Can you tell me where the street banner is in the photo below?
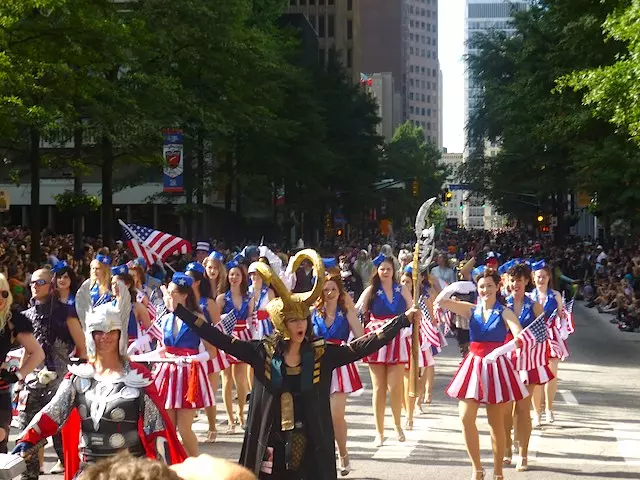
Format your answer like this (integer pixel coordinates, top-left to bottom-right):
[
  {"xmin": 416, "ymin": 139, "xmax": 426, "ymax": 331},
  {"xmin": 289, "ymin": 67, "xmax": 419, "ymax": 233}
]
[{"xmin": 163, "ymin": 128, "xmax": 184, "ymax": 193}]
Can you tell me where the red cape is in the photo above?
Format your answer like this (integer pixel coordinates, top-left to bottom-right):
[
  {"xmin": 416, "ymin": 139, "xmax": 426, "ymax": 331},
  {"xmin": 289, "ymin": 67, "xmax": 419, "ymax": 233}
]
[{"xmin": 61, "ymin": 362, "xmax": 187, "ymax": 480}]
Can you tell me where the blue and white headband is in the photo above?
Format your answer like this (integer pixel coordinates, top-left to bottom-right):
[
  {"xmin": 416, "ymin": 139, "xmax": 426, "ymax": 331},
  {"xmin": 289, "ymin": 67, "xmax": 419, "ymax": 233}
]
[{"xmin": 96, "ymin": 254, "xmax": 111, "ymax": 265}]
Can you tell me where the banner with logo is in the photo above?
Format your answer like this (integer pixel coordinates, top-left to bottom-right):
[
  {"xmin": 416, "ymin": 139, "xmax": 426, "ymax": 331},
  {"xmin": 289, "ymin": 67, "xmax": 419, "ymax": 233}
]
[{"xmin": 163, "ymin": 128, "xmax": 184, "ymax": 193}]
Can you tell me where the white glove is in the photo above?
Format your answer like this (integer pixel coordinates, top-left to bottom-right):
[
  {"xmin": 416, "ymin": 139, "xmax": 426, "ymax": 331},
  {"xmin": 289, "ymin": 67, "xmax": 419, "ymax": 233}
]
[
  {"xmin": 484, "ymin": 341, "xmax": 516, "ymax": 364},
  {"xmin": 434, "ymin": 281, "xmax": 476, "ymax": 305},
  {"xmin": 184, "ymin": 351, "xmax": 210, "ymax": 364},
  {"xmin": 127, "ymin": 334, "xmax": 151, "ymax": 354}
]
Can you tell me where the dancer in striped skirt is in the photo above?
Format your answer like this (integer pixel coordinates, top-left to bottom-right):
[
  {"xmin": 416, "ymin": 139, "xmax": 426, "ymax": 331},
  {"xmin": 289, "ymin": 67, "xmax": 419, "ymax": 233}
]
[
  {"xmin": 529, "ymin": 260, "xmax": 566, "ymax": 427},
  {"xmin": 154, "ymin": 272, "xmax": 214, "ymax": 457},
  {"xmin": 356, "ymin": 254, "xmax": 413, "ymax": 447},
  {"xmin": 312, "ymin": 271, "xmax": 364, "ymax": 476},
  {"xmin": 216, "ymin": 260, "xmax": 254, "ymax": 433},
  {"xmin": 436, "ymin": 269, "xmax": 528, "ymax": 480},
  {"xmin": 248, "ymin": 261, "xmax": 275, "ymax": 340},
  {"xmin": 186, "ymin": 261, "xmax": 225, "ymax": 443},
  {"xmin": 503, "ymin": 261, "xmax": 548, "ymax": 472}
]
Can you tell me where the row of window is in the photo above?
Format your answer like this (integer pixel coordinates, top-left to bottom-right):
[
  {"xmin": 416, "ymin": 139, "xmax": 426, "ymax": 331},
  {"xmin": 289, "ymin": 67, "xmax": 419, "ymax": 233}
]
[
  {"xmin": 409, "ymin": 65, "xmax": 437, "ymax": 77},
  {"xmin": 318, "ymin": 48, "xmax": 353, "ymax": 68},
  {"xmin": 409, "ymin": 107, "xmax": 433, "ymax": 122},
  {"xmin": 409, "ymin": 5, "xmax": 436, "ymax": 18},
  {"xmin": 409, "ymin": 93, "xmax": 433, "ymax": 103},
  {"xmin": 410, "ymin": 119, "xmax": 434, "ymax": 136},
  {"xmin": 409, "ymin": 33, "xmax": 436, "ymax": 46},
  {"xmin": 408, "ymin": 79, "xmax": 437, "ymax": 91},
  {"xmin": 409, "ymin": 47, "xmax": 437, "ymax": 59},
  {"xmin": 468, "ymin": 2, "xmax": 529, "ymax": 19},
  {"xmin": 410, "ymin": 20, "xmax": 437, "ymax": 33}
]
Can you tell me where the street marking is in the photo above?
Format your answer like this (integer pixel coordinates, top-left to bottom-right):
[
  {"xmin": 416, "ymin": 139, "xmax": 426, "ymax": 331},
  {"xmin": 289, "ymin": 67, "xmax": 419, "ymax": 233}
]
[
  {"xmin": 558, "ymin": 389, "xmax": 578, "ymax": 405},
  {"xmin": 612, "ymin": 423, "xmax": 640, "ymax": 466},
  {"xmin": 528, "ymin": 427, "xmax": 542, "ymax": 459}
]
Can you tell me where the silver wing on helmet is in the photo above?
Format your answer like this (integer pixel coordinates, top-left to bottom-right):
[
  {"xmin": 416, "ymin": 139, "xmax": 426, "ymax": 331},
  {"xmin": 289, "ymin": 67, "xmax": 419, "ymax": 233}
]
[
  {"xmin": 75, "ymin": 279, "xmax": 92, "ymax": 330},
  {"xmin": 84, "ymin": 280, "xmax": 131, "ymax": 357}
]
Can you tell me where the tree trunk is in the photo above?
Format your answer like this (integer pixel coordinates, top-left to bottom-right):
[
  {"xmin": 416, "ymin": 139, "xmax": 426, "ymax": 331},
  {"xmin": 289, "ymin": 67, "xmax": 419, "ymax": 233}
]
[
  {"xmin": 73, "ymin": 128, "xmax": 83, "ymax": 260},
  {"xmin": 196, "ymin": 132, "xmax": 204, "ymax": 238},
  {"xmin": 29, "ymin": 128, "xmax": 41, "ymax": 263},
  {"xmin": 101, "ymin": 136, "xmax": 114, "ymax": 247}
]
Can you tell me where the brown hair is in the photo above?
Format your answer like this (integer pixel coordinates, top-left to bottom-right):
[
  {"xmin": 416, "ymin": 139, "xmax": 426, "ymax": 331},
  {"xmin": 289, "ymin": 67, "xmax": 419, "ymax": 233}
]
[
  {"xmin": 366, "ymin": 257, "xmax": 397, "ymax": 311},
  {"xmin": 315, "ymin": 272, "xmax": 349, "ymax": 315},
  {"xmin": 227, "ymin": 265, "xmax": 248, "ymax": 296},
  {"xmin": 203, "ymin": 256, "xmax": 228, "ymax": 296},
  {"xmin": 507, "ymin": 263, "xmax": 531, "ymax": 281},
  {"xmin": 78, "ymin": 452, "xmax": 180, "ymax": 480},
  {"xmin": 171, "ymin": 282, "xmax": 201, "ymax": 313},
  {"xmin": 475, "ymin": 268, "xmax": 506, "ymax": 305}
]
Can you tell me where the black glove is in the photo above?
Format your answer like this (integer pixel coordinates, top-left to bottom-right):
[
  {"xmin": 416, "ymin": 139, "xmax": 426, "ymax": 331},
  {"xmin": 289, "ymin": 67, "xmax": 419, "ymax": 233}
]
[
  {"xmin": 11, "ymin": 441, "xmax": 34, "ymax": 456},
  {"xmin": 0, "ymin": 368, "xmax": 19, "ymax": 384}
]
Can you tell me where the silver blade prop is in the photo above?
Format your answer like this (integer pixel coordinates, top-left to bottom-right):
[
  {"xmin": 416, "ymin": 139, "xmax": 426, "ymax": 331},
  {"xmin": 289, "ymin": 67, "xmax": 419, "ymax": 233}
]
[{"xmin": 409, "ymin": 197, "xmax": 436, "ymax": 397}]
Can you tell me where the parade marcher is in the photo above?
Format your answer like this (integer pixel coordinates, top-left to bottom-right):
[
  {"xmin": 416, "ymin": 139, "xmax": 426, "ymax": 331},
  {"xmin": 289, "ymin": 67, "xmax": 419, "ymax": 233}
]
[
  {"xmin": 16, "ymin": 268, "xmax": 87, "ymax": 480},
  {"xmin": 13, "ymin": 279, "xmax": 187, "ymax": 480},
  {"xmin": 203, "ymin": 251, "xmax": 228, "ymax": 302},
  {"xmin": 172, "ymin": 249, "xmax": 419, "ymax": 480},
  {"xmin": 503, "ymin": 262, "xmax": 548, "ymax": 472},
  {"xmin": 216, "ymin": 260, "xmax": 253, "ymax": 433},
  {"xmin": 79, "ymin": 250, "xmax": 114, "ymax": 314},
  {"xmin": 249, "ymin": 262, "xmax": 275, "ymax": 340},
  {"xmin": 400, "ymin": 266, "xmax": 437, "ymax": 426},
  {"xmin": 529, "ymin": 260, "xmax": 566, "ymax": 427},
  {"xmin": 353, "ymin": 250, "xmax": 374, "ymax": 290},
  {"xmin": 435, "ymin": 269, "xmax": 529, "ymax": 480},
  {"xmin": 153, "ymin": 273, "xmax": 214, "ymax": 456},
  {"xmin": 185, "ymin": 261, "xmax": 222, "ymax": 443},
  {"xmin": 111, "ymin": 266, "xmax": 152, "ymax": 353},
  {"xmin": 0, "ymin": 274, "xmax": 44, "ymax": 453},
  {"xmin": 311, "ymin": 271, "xmax": 364, "ymax": 476},
  {"xmin": 195, "ymin": 242, "xmax": 211, "ymax": 263},
  {"xmin": 356, "ymin": 254, "xmax": 413, "ymax": 447}
]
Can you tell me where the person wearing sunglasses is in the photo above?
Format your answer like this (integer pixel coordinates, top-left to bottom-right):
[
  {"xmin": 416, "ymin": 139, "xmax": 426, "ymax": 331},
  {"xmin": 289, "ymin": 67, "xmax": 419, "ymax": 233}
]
[
  {"xmin": 0, "ymin": 273, "xmax": 44, "ymax": 454},
  {"xmin": 14, "ymin": 268, "xmax": 86, "ymax": 480}
]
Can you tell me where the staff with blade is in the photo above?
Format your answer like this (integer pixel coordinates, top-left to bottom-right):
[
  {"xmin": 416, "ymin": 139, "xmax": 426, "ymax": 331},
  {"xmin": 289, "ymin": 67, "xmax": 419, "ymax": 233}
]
[{"xmin": 408, "ymin": 197, "xmax": 437, "ymax": 397}]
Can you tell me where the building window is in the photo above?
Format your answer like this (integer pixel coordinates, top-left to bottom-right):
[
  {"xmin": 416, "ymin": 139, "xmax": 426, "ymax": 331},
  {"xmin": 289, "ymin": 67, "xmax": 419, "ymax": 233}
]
[
  {"xmin": 347, "ymin": 0, "xmax": 352, "ymax": 11},
  {"xmin": 421, "ymin": 108, "xmax": 425, "ymax": 116},
  {"xmin": 318, "ymin": 15, "xmax": 325, "ymax": 37},
  {"xmin": 319, "ymin": 0, "xmax": 324, "ymax": 5},
  {"xmin": 409, "ymin": 92, "xmax": 414, "ymax": 100},
  {"xmin": 427, "ymin": 95, "xmax": 431, "ymax": 102},
  {"xmin": 290, "ymin": 0, "xmax": 296, "ymax": 5},
  {"xmin": 410, "ymin": 5, "xmax": 414, "ymax": 14},
  {"xmin": 328, "ymin": 0, "xmax": 334, "ymax": 5},
  {"xmin": 310, "ymin": 0, "xmax": 315, "ymax": 4},
  {"xmin": 410, "ymin": 65, "xmax": 414, "ymax": 73},
  {"xmin": 309, "ymin": 14, "xmax": 315, "ymax": 28},
  {"xmin": 410, "ymin": 78, "xmax": 414, "ymax": 87},
  {"xmin": 319, "ymin": 49, "xmax": 325, "ymax": 68},
  {"xmin": 347, "ymin": 19, "xmax": 352, "ymax": 39},
  {"xmin": 328, "ymin": 15, "xmax": 335, "ymax": 37},
  {"xmin": 427, "ymin": 122, "xmax": 432, "ymax": 130},
  {"xmin": 410, "ymin": 33, "xmax": 414, "ymax": 41},
  {"xmin": 347, "ymin": 48, "xmax": 352, "ymax": 67},
  {"xmin": 300, "ymin": 0, "xmax": 305, "ymax": 5},
  {"xmin": 422, "ymin": 94, "xmax": 425, "ymax": 101},
  {"xmin": 410, "ymin": 106, "xmax": 415, "ymax": 114},
  {"xmin": 410, "ymin": 47, "xmax": 414, "ymax": 54},
  {"xmin": 427, "ymin": 108, "xmax": 431, "ymax": 116},
  {"xmin": 410, "ymin": 20, "xmax": 414, "ymax": 27}
]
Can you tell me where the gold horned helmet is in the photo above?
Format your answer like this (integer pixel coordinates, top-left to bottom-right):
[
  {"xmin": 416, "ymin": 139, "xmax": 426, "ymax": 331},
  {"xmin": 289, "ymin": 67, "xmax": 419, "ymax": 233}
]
[{"xmin": 252, "ymin": 249, "xmax": 325, "ymax": 339}]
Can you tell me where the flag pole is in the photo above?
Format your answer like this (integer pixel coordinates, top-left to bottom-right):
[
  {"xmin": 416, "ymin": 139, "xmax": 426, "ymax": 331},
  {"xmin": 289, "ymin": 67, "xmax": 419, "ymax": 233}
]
[{"xmin": 118, "ymin": 219, "xmax": 177, "ymax": 274}]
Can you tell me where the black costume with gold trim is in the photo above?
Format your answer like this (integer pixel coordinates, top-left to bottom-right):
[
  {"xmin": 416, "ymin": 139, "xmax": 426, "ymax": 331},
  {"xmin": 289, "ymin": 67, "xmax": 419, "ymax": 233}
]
[
  {"xmin": 175, "ymin": 248, "xmax": 411, "ymax": 480},
  {"xmin": 177, "ymin": 303, "xmax": 409, "ymax": 479}
]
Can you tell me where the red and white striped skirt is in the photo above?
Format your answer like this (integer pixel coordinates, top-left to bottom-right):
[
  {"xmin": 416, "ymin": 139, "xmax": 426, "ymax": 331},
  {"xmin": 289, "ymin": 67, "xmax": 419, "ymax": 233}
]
[
  {"xmin": 205, "ymin": 348, "xmax": 231, "ymax": 374},
  {"xmin": 327, "ymin": 339, "xmax": 363, "ymax": 394},
  {"xmin": 403, "ymin": 325, "xmax": 436, "ymax": 371},
  {"xmin": 153, "ymin": 348, "xmax": 215, "ymax": 409},
  {"xmin": 447, "ymin": 342, "xmax": 529, "ymax": 404},
  {"xmin": 362, "ymin": 315, "xmax": 409, "ymax": 365},
  {"xmin": 227, "ymin": 321, "xmax": 252, "ymax": 365},
  {"xmin": 519, "ymin": 365, "xmax": 554, "ymax": 385}
]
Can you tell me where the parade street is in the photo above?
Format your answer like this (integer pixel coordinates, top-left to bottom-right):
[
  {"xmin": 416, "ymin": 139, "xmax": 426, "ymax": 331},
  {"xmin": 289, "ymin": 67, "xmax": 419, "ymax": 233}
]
[{"xmin": 27, "ymin": 302, "xmax": 639, "ymax": 480}]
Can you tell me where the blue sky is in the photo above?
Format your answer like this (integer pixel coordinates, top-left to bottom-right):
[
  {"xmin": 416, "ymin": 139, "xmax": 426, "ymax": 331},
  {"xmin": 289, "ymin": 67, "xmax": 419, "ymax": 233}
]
[{"xmin": 438, "ymin": 0, "xmax": 466, "ymax": 153}]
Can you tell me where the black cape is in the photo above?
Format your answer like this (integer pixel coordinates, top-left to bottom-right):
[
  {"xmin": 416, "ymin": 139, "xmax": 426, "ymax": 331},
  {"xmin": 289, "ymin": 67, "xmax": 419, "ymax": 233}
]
[{"xmin": 176, "ymin": 304, "xmax": 409, "ymax": 480}]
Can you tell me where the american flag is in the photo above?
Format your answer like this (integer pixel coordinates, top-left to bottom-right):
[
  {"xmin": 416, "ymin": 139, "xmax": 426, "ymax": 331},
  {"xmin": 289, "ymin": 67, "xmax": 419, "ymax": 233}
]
[
  {"xmin": 563, "ymin": 293, "xmax": 575, "ymax": 335},
  {"xmin": 120, "ymin": 221, "xmax": 191, "ymax": 266},
  {"xmin": 216, "ymin": 310, "xmax": 238, "ymax": 336},
  {"xmin": 137, "ymin": 289, "xmax": 162, "ymax": 342},
  {"xmin": 146, "ymin": 286, "xmax": 167, "ymax": 343},
  {"xmin": 514, "ymin": 312, "xmax": 548, "ymax": 371},
  {"xmin": 418, "ymin": 296, "xmax": 441, "ymax": 350}
]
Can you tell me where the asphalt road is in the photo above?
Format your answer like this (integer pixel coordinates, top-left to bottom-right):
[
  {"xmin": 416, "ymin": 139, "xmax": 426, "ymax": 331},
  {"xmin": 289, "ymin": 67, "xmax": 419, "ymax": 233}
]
[{"xmin": 17, "ymin": 302, "xmax": 640, "ymax": 479}]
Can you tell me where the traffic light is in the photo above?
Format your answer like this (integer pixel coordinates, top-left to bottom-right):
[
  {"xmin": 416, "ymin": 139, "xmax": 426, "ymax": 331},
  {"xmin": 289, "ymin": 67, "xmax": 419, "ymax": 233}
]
[
  {"xmin": 412, "ymin": 179, "xmax": 419, "ymax": 197},
  {"xmin": 336, "ymin": 228, "xmax": 343, "ymax": 237},
  {"xmin": 441, "ymin": 188, "xmax": 450, "ymax": 202},
  {"xmin": 446, "ymin": 190, "xmax": 453, "ymax": 201},
  {"xmin": 537, "ymin": 215, "xmax": 544, "ymax": 223},
  {"xmin": 459, "ymin": 202, "xmax": 464, "ymax": 210}
]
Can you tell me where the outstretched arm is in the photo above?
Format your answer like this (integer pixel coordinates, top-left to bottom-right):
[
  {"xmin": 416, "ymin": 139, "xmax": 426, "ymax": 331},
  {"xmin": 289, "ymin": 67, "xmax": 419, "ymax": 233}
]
[
  {"xmin": 174, "ymin": 304, "xmax": 262, "ymax": 368},
  {"xmin": 328, "ymin": 310, "xmax": 414, "ymax": 369}
]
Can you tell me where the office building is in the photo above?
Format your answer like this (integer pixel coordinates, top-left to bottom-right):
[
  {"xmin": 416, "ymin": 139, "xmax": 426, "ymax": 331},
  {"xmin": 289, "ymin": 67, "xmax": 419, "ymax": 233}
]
[
  {"xmin": 357, "ymin": 0, "xmax": 440, "ymax": 147},
  {"xmin": 364, "ymin": 73, "xmax": 402, "ymax": 141},
  {"xmin": 440, "ymin": 152, "xmax": 465, "ymax": 228}
]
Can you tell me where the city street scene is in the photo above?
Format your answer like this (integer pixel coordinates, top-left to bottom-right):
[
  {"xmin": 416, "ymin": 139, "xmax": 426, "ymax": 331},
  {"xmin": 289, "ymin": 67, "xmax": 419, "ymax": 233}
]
[{"xmin": 1, "ymin": 1, "xmax": 640, "ymax": 480}]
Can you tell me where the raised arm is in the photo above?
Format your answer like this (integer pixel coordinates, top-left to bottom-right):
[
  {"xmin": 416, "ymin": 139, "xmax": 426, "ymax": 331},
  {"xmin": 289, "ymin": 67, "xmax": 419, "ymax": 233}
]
[
  {"xmin": 327, "ymin": 309, "xmax": 413, "ymax": 369},
  {"xmin": 174, "ymin": 304, "xmax": 262, "ymax": 368}
]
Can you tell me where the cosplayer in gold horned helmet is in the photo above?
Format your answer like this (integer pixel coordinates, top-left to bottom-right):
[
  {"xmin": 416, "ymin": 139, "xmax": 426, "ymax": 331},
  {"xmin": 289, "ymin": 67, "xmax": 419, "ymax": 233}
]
[{"xmin": 252, "ymin": 249, "xmax": 325, "ymax": 341}]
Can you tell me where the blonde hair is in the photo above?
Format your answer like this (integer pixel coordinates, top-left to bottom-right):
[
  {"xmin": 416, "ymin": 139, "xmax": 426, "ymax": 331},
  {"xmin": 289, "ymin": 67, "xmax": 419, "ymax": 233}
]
[
  {"xmin": 0, "ymin": 273, "xmax": 13, "ymax": 332},
  {"xmin": 203, "ymin": 256, "xmax": 228, "ymax": 297},
  {"xmin": 90, "ymin": 259, "xmax": 111, "ymax": 296}
]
